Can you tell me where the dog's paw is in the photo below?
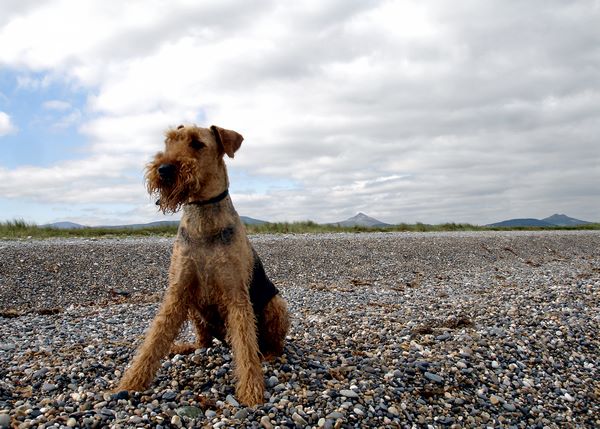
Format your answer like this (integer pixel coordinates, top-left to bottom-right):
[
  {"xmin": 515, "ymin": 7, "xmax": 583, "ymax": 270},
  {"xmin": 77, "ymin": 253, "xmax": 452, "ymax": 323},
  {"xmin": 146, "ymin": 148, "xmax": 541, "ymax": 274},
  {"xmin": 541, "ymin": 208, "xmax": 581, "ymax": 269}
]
[{"xmin": 116, "ymin": 373, "xmax": 149, "ymax": 393}]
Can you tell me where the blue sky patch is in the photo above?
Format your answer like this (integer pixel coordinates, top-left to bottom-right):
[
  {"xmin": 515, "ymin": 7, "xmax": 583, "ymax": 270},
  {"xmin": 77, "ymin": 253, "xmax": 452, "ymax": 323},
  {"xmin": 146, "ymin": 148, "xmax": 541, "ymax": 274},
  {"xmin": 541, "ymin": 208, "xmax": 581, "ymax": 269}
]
[{"xmin": 0, "ymin": 69, "xmax": 89, "ymax": 168}]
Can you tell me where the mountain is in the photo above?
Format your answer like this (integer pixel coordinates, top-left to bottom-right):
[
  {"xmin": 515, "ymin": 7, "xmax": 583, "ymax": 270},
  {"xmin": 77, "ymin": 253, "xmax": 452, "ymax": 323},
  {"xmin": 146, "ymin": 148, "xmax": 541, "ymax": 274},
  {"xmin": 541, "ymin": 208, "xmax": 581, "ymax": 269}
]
[
  {"xmin": 487, "ymin": 218, "xmax": 554, "ymax": 227},
  {"xmin": 332, "ymin": 212, "xmax": 391, "ymax": 228},
  {"xmin": 101, "ymin": 220, "xmax": 179, "ymax": 230},
  {"xmin": 44, "ymin": 221, "xmax": 86, "ymax": 229},
  {"xmin": 488, "ymin": 214, "xmax": 593, "ymax": 227},
  {"xmin": 240, "ymin": 216, "xmax": 268, "ymax": 225},
  {"xmin": 42, "ymin": 217, "xmax": 267, "ymax": 230},
  {"xmin": 541, "ymin": 214, "xmax": 592, "ymax": 226}
]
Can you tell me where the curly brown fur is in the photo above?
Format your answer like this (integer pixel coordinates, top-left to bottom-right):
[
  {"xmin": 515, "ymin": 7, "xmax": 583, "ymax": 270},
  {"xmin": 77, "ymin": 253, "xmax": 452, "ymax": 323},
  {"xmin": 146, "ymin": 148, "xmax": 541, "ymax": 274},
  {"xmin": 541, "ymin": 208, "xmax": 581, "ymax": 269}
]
[{"xmin": 119, "ymin": 125, "xmax": 290, "ymax": 406}]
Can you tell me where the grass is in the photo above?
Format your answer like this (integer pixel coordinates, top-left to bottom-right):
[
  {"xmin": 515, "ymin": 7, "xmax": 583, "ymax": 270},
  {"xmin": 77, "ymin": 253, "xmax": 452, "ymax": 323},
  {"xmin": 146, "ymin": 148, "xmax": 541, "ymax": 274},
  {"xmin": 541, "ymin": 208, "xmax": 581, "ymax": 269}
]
[{"xmin": 1, "ymin": 218, "xmax": 599, "ymax": 239}]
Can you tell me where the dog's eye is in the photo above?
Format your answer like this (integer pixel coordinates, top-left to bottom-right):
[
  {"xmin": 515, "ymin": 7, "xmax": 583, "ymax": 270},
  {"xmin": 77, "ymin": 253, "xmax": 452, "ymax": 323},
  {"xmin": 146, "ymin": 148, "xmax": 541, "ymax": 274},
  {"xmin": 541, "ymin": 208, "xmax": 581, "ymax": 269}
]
[{"xmin": 190, "ymin": 137, "xmax": 206, "ymax": 150}]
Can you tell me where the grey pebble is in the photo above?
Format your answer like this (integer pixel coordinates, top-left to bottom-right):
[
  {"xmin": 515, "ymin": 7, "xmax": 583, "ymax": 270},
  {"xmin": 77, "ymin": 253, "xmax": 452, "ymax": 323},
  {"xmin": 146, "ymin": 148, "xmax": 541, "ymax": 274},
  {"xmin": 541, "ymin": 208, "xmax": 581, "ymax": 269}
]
[
  {"xmin": 41, "ymin": 383, "xmax": 57, "ymax": 392},
  {"xmin": 424, "ymin": 372, "xmax": 444, "ymax": 383},
  {"xmin": 503, "ymin": 403, "xmax": 517, "ymax": 412},
  {"xmin": 176, "ymin": 406, "xmax": 202, "ymax": 418},
  {"xmin": 339, "ymin": 389, "xmax": 359, "ymax": 398},
  {"xmin": 260, "ymin": 415, "xmax": 273, "ymax": 429},
  {"xmin": 225, "ymin": 394, "xmax": 240, "ymax": 407},
  {"xmin": 266, "ymin": 375, "xmax": 279, "ymax": 388},
  {"xmin": 292, "ymin": 412, "xmax": 308, "ymax": 425},
  {"xmin": 234, "ymin": 408, "xmax": 249, "ymax": 420},
  {"xmin": 0, "ymin": 414, "xmax": 10, "ymax": 429},
  {"xmin": 162, "ymin": 390, "xmax": 177, "ymax": 400}
]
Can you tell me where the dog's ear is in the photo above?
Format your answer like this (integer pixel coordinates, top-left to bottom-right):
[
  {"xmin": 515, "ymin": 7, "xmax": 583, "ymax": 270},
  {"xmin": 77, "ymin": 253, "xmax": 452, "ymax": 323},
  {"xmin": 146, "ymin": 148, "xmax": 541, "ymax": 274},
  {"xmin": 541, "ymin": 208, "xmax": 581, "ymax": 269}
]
[{"xmin": 210, "ymin": 125, "xmax": 243, "ymax": 158}]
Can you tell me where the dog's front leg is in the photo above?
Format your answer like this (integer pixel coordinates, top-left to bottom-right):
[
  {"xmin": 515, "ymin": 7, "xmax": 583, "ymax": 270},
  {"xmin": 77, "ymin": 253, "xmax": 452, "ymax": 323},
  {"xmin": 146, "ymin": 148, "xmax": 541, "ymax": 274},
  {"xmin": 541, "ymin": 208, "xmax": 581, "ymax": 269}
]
[
  {"xmin": 226, "ymin": 300, "xmax": 264, "ymax": 406},
  {"xmin": 118, "ymin": 254, "xmax": 194, "ymax": 392}
]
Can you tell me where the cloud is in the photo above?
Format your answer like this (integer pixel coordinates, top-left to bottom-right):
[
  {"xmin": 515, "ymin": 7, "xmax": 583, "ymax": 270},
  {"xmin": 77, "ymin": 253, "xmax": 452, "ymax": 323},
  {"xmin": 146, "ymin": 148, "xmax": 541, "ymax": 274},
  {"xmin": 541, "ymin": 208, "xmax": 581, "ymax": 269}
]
[
  {"xmin": 42, "ymin": 100, "xmax": 71, "ymax": 111},
  {"xmin": 0, "ymin": 0, "xmax": 599, "ymax": 224},
  {"xmin": 0, "ymin": 112, "xmax": 17, "ymax": 136}
]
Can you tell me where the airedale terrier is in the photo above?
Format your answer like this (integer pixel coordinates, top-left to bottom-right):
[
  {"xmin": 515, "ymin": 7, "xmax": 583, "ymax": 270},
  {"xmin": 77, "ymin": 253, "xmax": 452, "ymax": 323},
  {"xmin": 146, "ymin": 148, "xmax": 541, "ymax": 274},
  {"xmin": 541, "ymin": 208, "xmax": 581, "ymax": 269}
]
[{"xmin": 118, "ymin": 125, "xmax": 290, "ymax": 405}]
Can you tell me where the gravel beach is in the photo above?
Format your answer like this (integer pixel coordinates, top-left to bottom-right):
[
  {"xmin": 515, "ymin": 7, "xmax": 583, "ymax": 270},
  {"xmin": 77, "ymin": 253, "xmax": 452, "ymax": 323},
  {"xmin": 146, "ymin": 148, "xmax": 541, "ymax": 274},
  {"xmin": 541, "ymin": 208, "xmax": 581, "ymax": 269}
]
[{"xmin": 1, "ymin": 231, "xmax": 599, "ymax": 428}]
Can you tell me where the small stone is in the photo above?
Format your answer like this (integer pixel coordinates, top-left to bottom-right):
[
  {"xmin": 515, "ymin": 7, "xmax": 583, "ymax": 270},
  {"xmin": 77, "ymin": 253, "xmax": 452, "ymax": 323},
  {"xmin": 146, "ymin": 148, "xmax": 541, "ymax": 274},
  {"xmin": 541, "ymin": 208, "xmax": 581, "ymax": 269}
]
[
  {"xmin": 387, "ymin": 406, "xmax": 400, "ymax": 416},
  {"xmin": 33, "ymin": 368, "xmax": 49, "ymax": 378},
  {"xmin": 171, "ymin": 415, "xmax": 182, "ymax": 427},
  {"xmin": 205, "ymin": 410, "xmax": 217, "ymax": 419},
  {"xmin": 226, "ymin": 394, "xmax": 240, "ymax": 407},
  {"xmin": 41, "ymin": 383, "xmax": 57, "ymax": 392},
  {"xmin": 66, "ymin": 417, "xmax": 77, "ymax": 427},
  {"xmin": 176, "ymin": 406, "xmax": 202, "ymax": 419},
  {"xmin": 292, "ymin": 412, "xmax": 308, "ymax": 425},
  {"xmin": 162, "ymin": 390, "xmax": 177, "ymax": 401},
  {"xmin": 326, "ymin": 411, "xmax": 344, "ymax": 419},
  {"xmin": 112, "ymin": 390, "xmax": 129, "ymax": 400},
  {"xmin": 317, "ymin": 417, "xmax": 326, "ymax": 427},
  {"xmin": 564, "ymin": 393, "xmax": 575, "ymax": 402},
  {"xmin": 456, "ymin": 361, "xmax": 467, "ymax": 369},
  {"xmin": 266, "ymin": 375, "xmax": 279, "ymax": 388},
  {"xmin": 502, "ymin": 403, "xmax": 516, "ymax": 412},
  {"xmin": 491, "ymin": 361, "xmax": 500, "ymax": 369},
  {"xmin": 424, "ymin": 372, "xmax": 444, "ymax": 383},
  {"xmin": 260, "ymin": 415, "xmax": 273, "ymax": 429},
  {"xmin": 490, "ymin": 395, "xmax": 501, "ymax": 405},
  {"xmin": 339, "ymin": 389, "xmax": 359, "ymax": 398},
  {"xmin": 0, "ymin": 415, "xmax": 11, "ymax": 428},
  {"xmin": 234, "ymin": 408, "xmax": 249, "ymax": 420}
]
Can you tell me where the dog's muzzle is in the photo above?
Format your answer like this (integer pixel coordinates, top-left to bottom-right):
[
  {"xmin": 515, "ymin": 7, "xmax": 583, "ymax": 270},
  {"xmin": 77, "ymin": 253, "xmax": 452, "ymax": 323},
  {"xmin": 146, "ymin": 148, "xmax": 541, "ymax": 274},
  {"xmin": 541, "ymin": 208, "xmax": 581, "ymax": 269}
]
[{"xmin": 158, "ymin": 163, "xmax": 176, "ymax": 182}]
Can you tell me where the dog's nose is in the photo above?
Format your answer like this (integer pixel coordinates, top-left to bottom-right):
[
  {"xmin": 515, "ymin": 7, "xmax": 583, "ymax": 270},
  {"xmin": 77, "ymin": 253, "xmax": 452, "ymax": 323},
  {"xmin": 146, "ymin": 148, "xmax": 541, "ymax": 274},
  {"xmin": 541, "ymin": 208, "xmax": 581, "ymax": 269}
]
[{"xmin": 158, "ymin": 163, "xmax": 176, "ymax": 179}]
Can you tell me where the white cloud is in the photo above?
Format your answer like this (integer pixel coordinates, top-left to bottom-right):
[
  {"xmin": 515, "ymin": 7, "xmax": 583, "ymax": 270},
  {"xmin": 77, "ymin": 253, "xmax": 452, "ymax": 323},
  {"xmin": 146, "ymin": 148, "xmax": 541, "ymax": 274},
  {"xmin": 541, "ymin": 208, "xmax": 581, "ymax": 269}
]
[
  {"xmin": 0, "ymin": 0, "xmax": 599, "ymax": 224},
  {"xmin": 43, "ymin": 100, "xmax": 71, "ymax": 111},
  {"xmin": 0, "ymin": 112, "xmax": 17, "ymax": 136}
]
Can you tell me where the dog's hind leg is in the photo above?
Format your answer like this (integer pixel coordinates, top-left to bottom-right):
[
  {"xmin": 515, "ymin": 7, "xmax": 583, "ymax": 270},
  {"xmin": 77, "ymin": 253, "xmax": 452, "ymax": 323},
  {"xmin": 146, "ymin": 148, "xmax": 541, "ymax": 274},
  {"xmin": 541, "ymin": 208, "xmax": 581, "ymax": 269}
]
[
  {"xmin": 258, "ymin": 295, "xmax": 290, "ymax": 360},
  {"xmin": 170, "ymin": 308, "xmax": 214, "ymax": 355}
]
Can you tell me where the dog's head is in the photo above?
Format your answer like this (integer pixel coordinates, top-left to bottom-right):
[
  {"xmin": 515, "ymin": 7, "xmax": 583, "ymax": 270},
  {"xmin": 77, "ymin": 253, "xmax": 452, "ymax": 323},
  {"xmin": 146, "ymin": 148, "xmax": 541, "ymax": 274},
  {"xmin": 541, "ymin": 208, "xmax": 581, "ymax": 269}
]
[{"xmin": 145, "ymin": 125, "xmax": 243, "ymax": 214}]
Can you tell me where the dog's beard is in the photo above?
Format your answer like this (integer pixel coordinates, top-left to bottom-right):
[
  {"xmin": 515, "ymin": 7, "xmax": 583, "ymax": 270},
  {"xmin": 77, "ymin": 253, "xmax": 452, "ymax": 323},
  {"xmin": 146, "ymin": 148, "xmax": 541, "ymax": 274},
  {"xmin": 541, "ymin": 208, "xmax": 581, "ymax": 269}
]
[
  {"xmin": 152, "ymin": 184, "xmax": 189, "ymax": 214},
  {"xmin": 145, "ymin": 159, "xmax": 204, "ymax": 214}
]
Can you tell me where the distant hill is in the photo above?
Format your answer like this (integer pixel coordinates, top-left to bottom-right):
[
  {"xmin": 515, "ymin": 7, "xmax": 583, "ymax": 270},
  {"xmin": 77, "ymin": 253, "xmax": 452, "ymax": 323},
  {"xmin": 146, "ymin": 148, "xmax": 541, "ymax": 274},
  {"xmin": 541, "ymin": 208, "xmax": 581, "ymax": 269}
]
[
  {"xmin": 44, "ymin": 221, "xmax": 86, "ymax": 229},
  {"xmin": 541, "ymin": 214, "xmax": 592, "ymax": 226},
  {"xmin": 240, "ymin": 216, "xmax": 268, "ymax": 225},
  {"xmin": 487, "ymin": 218, "xmax": 554, "ymax": 227},
  {"xmin": 43, "ymin": 217, "xmax": 267, "ymax": 230},
  {"xmin": 331, "ymin": 212, "xmax": 391, "ymax": 228},
  {"xmin": 488, "ymin": 214, "xmax": 592, "ymax": 227}
]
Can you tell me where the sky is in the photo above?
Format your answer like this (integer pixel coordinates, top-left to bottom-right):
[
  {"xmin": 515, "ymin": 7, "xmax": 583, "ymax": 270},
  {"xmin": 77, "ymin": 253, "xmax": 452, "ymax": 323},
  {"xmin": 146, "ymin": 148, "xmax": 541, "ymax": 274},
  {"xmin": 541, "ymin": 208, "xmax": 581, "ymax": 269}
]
[{"xmin": 0, "ymin": 0, "xmax": 599, "ymax": 226}]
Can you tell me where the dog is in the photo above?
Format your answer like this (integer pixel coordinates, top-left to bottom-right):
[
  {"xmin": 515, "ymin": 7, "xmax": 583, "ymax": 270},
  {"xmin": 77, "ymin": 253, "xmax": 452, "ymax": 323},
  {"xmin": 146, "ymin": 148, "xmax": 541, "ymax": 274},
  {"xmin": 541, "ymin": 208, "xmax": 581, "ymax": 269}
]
[{"xmin": 117, "ymin": 124, "xmax": 290, "ymax": 405}]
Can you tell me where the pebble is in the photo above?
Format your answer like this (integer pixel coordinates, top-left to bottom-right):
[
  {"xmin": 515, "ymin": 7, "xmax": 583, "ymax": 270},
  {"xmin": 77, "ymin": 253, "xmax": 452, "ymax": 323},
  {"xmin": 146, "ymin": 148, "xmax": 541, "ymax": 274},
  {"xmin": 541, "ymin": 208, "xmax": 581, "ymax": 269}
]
[
  {"xmin": 234, "ymin": 408, "xmax": 249, "ymax": 420},
  {"xmin": 225, "ymin": 394, "xmax": 240, "ymax": 407},
  {"xmin": 292, "ymin": 412, "xmax": 308, "ymax": 425},
  {"xmin": 41, "ymin": 383, "xmax": 57, "ymax": 392},
  {"xmin": 0, "ymin": 232, "xmax": 598, "ymax": 428},
  {"xmin": 0, "ymin": 415, "xmax": 10, "ymax": 429},
  {"xmin": 260, "ymin": 415, "xmax": 274, "ymax": 429},
  {"xmin": 424, "ymin": 372, "xmax": 444, "ymax": 383},
  {"xmin": 503, "ymin": 403, "xmax": 517, "ymax": 412},
  {"xmin": 176, "ymin": 405, "xmax": 202, "ymax": 418},
  {"xmin": 339, "ymin": 389, "xmax": 359, "ymax": 398},
  {"xmin": 387, "ymin": 406, "xmax": 400, "ymax": 416}
]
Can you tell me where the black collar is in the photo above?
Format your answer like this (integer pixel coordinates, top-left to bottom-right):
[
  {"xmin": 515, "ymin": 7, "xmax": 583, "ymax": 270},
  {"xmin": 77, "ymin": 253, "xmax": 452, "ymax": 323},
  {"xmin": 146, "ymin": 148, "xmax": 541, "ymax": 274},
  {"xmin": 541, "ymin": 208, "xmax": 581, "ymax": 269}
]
[{"xmin": 188, "ymin": 189, "xmax": 229, "ymax": 207}]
